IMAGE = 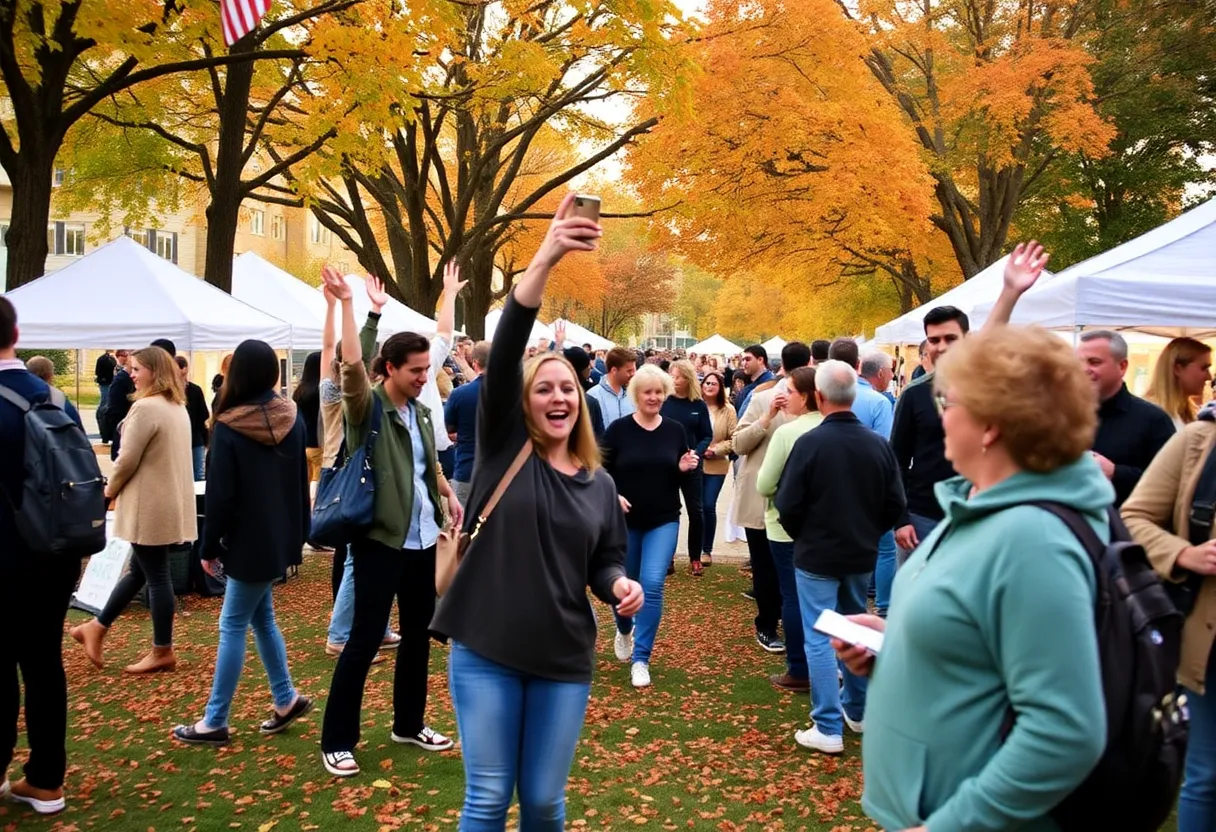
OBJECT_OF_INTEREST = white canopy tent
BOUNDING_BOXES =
[552,318,613,351]
[324,274,439,337]
[485,308,552,342]
[971,197,1216,338]
[873,255,1050,345]
[231,252,328,349]
[688,334,743,355]
[3,236,293,349]
[761,336,787,355]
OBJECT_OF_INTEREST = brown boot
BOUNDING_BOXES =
[70,619,108,669]
[123,646,177,675]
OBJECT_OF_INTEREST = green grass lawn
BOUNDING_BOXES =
[3,557,878,832]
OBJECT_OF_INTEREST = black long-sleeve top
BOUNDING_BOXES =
[106,368,135,460]
[776,411,906,577]
[184,381,210,448]
[430,293,627,683]
[660,395,713,458]
[889,372,954,523]
[602,416,690,530]
[1093,384,1176,506]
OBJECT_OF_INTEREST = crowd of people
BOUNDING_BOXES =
[2,196,1215,830]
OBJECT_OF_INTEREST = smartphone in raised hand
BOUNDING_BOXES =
[572,194,601,224]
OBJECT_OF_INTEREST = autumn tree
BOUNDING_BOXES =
[673,266,722,339]
[294,0,691,338]
[0,0,306,290]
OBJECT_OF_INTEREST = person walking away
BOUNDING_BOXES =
[775,362,905,753]
[444,340,490,506]
[294,351,324,487]
[585,347,638,431]
[175,355,210,481]
[432,194,641,830]
[661,360,713,576]
[732,341,814,653]
[699,371,736,566]
[95,350,116,421]
[317,267,464,778]
[103,349,135,459]
[1077,330,1176,506]
[1145,336,1212,430]
[172,340,313,746]
[891,243,1051,565]
[1122,404,1216,829]
[603,365,699,689]
[24,357,70,406]
[836,326,1109,830]
[71,346,196,674]
[0,298,85,815]
[211,353,232,416]
[756,367,821,693]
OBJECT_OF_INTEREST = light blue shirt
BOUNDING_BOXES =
[585,376,635,430]
[399,401,440,550]
[852,378,894,439]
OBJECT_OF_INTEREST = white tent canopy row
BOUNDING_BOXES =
[761,336,787,355]
[972,197,1216,338]
[551,318,614,351]
[688,334,743,355]
[4,237,293,349]
[485,308,552,343]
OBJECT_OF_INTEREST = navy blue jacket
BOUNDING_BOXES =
[105,368,135,460]
[660,395,714,458]
[1,367,83,563]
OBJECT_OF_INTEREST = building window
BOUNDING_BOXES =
[125,227,149,247]
[155,231,177,262]
[63,223,85,256]
[53,168,66,186]
[310,215,332,245]
[0,223,9,247]
[250,209,265,236]
[270,214,285,240]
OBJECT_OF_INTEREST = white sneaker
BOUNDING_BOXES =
[794,726,844,754]
[844,714,864,734]
[630,661,651,688]
[614,630,634,663]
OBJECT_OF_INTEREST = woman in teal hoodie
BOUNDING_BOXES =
[837,326,1112,832]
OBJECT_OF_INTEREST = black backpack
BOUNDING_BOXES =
[0,383,107,558]
[1023,502,1186,831]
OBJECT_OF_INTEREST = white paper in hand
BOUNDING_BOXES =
[813,609,884,654]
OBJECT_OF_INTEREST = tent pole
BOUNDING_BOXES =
[1073,325,1082,347]
[285,350,293,397]
[75,349,81,403]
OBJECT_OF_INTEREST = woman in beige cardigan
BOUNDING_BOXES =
[1122,415,1216,829]
[71,346,196,675]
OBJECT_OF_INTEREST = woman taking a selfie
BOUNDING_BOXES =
[71,346,195,674]
[834,326,1109,831]
[431,193,642,831]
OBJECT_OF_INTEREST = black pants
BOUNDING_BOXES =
[680,468,704,563]
[745,527,781,635]
[0,556,81,790]
[97,544,175,646]
[321,539,436,752]
[331,546,346,601]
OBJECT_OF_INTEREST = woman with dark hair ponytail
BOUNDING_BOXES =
[172,339,313,747]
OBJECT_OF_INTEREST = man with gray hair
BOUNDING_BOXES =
[774,360,906,755]
[1077,330,1175,505]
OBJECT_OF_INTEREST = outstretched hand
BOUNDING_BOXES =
[365,275,389,313]
[554,320,567,347]
[321,264,352,301]
[443,261,469,296]
[535,192,602,270]
[1003,241,1050,296]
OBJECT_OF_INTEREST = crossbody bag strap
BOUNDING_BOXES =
[1190,442,1216,545]
[470,442,532,539]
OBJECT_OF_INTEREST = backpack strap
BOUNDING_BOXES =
[1189,445,1216,544]
[48,387,66,409]
[1025,500,1112,562]
[0,383,32,412]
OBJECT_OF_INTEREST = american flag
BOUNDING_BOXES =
[221,0,273,46]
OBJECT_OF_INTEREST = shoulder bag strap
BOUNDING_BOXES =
[0,383,32,412]
[1190,443,1216,545]
[470,442,532,538]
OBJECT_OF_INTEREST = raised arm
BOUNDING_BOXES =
[320,268,339,383]
[983,242,1050,330]
[436,261,466,344]
[322,268,372,429]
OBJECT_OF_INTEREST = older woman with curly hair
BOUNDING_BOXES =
[835,325,1111,832]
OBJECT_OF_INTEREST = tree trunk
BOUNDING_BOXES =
[463,247,495,340]
[202,38,256,294]
[4,150,57,290]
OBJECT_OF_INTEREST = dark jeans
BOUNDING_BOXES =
[767,540,807,679]
[0,555,81,790]
[701,474,726,555]
[97,543,175,647]
[895,512,941,568]
[438,447,456,481]
[680,468,704,563]
[321,539,437,753]
[745,528,781,635]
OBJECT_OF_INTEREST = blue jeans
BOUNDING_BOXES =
[1180,649,1216,830]
[192,445,205,481]
[701,474,726,555]
[613,522,679,664]
[895,512,940,568]
[203,578,296,728]
[795,569,870,737]
[449,641,590,831]
[874,530,896,617]
[327,548,391,645]
[768,540,807,679]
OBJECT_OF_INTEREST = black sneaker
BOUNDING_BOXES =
[741,589,756,601]
[391,725,454,752]
[756,631,786,654]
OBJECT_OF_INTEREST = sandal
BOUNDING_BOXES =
[322,750,360,778]
[260,696,314,735]
[172,724,231,747]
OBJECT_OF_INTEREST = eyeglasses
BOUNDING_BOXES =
[933,393,959,417]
